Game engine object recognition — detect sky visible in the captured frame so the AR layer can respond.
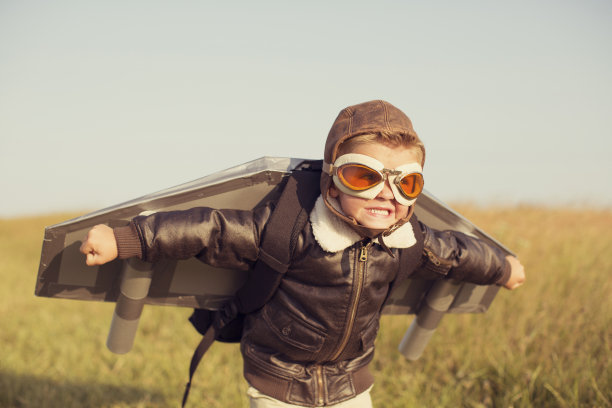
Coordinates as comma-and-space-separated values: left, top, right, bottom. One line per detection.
1, 0, 611, 217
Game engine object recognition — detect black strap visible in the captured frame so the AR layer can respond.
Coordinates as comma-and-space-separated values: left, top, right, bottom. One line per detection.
397, 213, 425, 282
381, 213, 426, 308
235, 167, 321, 314
182, 323, 217, 407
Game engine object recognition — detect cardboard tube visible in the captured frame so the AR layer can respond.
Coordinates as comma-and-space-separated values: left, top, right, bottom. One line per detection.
107, 257, 154, 354
398, 280, 462, 360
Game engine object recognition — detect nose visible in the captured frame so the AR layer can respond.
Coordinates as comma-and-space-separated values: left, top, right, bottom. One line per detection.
376, 180, 394, 200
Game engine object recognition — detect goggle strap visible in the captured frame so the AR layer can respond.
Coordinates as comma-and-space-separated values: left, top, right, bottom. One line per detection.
322, 161, 334, 175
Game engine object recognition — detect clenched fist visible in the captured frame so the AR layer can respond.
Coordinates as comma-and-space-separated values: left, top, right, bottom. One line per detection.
504, 255, 526, 290
80, 224, 118, 266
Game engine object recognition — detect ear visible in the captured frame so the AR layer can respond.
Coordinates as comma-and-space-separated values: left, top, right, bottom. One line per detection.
328, 185, 339, 198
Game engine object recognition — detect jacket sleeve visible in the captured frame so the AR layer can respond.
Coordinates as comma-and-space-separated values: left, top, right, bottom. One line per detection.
414, 221, 511, 286
113, 204, 273, 270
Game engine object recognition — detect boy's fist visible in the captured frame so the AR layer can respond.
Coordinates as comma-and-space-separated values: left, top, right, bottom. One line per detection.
80, 224, 118, 266
504, 255, 525, 290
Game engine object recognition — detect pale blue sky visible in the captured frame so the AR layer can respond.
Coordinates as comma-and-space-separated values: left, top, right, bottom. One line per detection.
1, 0, 611, 217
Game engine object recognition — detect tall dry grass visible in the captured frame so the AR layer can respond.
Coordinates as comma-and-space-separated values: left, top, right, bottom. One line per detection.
0, 206, 610, 407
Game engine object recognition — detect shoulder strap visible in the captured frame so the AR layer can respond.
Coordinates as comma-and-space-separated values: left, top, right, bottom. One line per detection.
397, 213, 425, 282
382, 213, 425, 309
235, 161, 321, 314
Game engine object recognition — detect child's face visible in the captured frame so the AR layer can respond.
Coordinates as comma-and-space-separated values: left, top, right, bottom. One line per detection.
329, 142, 421, 230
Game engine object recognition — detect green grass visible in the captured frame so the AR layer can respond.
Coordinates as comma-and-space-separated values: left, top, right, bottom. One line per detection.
1, 207, 611, 407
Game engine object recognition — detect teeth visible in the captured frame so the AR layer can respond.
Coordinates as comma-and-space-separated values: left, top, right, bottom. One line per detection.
368, 208, 389, 215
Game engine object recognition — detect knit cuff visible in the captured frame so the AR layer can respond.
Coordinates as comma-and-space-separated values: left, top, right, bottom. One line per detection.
113, 223, 143, 260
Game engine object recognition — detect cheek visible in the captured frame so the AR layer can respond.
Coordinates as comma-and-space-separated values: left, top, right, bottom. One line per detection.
396, 205, 409, 219
336, 194, 364, 218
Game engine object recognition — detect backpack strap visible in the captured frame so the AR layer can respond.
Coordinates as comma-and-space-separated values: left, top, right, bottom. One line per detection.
182, 322, 216, 407
181, 161, 321, 407
397, 213, 425, 282
381, 212, 425, 308
235, 163, 321, 313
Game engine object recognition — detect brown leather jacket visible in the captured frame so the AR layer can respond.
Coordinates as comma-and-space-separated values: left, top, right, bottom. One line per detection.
114, 198, 509, 406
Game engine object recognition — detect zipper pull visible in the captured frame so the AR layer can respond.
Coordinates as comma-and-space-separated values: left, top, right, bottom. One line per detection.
359, 245, 369, 262
424, 248, 441, 266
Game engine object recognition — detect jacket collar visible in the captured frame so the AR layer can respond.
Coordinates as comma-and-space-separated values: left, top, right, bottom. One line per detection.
310, 195, 416, 253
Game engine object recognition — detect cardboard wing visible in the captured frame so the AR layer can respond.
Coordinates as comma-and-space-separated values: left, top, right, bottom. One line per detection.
35, 157, 513, 357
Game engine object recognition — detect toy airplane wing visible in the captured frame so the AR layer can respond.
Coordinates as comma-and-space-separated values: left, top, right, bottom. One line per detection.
35, 157, 513, 357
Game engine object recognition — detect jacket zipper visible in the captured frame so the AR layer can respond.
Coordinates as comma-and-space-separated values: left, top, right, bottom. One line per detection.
316, 365, 324, 406
329, 242, 371, 362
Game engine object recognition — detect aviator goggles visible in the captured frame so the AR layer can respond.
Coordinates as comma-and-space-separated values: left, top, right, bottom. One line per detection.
326, 153, 424, 206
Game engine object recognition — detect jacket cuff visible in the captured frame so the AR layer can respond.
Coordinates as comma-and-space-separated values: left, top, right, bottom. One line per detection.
113, 223, 143, 260
495, 258, 512, 286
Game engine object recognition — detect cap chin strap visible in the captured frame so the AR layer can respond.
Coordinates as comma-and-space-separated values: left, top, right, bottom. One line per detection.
375, 206, 414, 257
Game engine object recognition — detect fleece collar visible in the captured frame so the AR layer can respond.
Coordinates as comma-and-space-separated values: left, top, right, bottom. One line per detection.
309, 195, 416, 253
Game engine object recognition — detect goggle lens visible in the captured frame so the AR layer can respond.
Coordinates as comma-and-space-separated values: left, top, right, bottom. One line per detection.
337, 164, 383, 191
398, 173, 424, 199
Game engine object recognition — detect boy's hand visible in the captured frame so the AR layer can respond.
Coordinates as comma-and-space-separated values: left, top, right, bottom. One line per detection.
503, 255, 525, 290
79, 224, 118, 266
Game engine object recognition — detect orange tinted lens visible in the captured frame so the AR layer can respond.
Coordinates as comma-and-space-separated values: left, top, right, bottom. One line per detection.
399, 174, 424, 198
338, 164, 382, 190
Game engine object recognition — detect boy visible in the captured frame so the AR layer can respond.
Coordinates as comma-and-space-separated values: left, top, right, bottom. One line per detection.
81, 100, 525, 407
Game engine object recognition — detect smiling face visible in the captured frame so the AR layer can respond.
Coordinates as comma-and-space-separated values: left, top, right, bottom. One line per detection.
328, 142, 421, 230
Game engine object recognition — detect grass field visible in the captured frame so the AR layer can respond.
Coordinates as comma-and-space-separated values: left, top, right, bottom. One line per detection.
1, 206, 610, 407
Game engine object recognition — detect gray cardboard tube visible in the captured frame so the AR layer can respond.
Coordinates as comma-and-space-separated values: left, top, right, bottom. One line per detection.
415, 303, 446, 330
424, 279, 462, 311
398, 320, 437, 361
107, 257, 153, 354
398, 280, 462, 360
